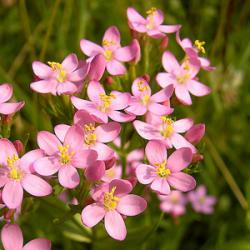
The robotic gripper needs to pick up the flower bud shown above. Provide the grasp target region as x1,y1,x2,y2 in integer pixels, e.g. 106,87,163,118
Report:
160,36,169,51
185,124,205,145
13,140,24,155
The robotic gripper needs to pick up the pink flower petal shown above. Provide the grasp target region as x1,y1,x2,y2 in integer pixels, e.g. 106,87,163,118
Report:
187,80,211,96
133,120,161,140
68,68,86,82
0,101,24,115
2,181,23,209
85,160,105,181
0,83,12,103
81,203,106,227
131,77,151,97
127,7,147,32
95,122,121,143
117,194,147,216
167,147,192,172
171,133,197,153
162,51,180,73
104,210,127,241
151,177,170,195
145,140,167,165
102,26,121,48
110,179,132,197
73,110,95,126
58,165,80,189
33,156,61,176
168,172,196,192
61,53,78,72
92,142,114,161
32,61,53,79
136,164,156,184
159,24,181,33
109,111,135,123
54,124,70,142
156,72,177,88
147,9,164,26
56,81,78,95
21,174,52,196
80,39,104,57
87,54,106,81
72,149,98,168
148,102,172,116
151,85,174,102
87,81,105,102
0,138,18,166
175,85,192,105
114,44,135,62
125,102,147,116
30,80,58,95
173,118,193,133
1,224,23,250
23,239,51,250
64,125,84,152
106,60,126,76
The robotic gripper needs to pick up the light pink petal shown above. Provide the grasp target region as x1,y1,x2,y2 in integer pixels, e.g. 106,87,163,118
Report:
33,156,61,176
185,124,205,144
173,118,193,133
72,149,98,168
136,164,156,184
81,203,105,227
114,44,135,62
37,131,61,155
156,72,177,88
87,54,106,81
0,83,13,103
92,142,114,161
175,85,192,105
151,177,170,195
22,174,52,196
159,24,181,33
87,81,105,102
73,110,95,126
131,77,151,97
95,122,121,143
1,224,23,250
117,194,147,216
61,53,78,72
110,91,130,110
64,125,84,152
80,39,103,57
2,181,23,209
133,120,161,140
125,102,147,116
104,210,127,241
151,85,174,102
109,110,135,123
162,51,180,73
147,29,165,39
0,101,25,115
110,179,132,197
0,171,8,188
54,124,70,142
147,9,164,26
30,80,58,95
23,239,51,250
85,160,105,181
68,68,86,82
145,140,167,165
58,165,80,189
106,60,126,76
127,7,147,32
187,80,211,96
32,61,53,79
0,138,18,165
148,102,173,116
168,172,196,192
103,26,121,48
167,148,192,172
56,81,78,95
171,133,197,153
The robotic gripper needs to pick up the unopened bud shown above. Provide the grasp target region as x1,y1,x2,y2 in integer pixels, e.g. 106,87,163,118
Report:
160,36,169,51
13,140,24,155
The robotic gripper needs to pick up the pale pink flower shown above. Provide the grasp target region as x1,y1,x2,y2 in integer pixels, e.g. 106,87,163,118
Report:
185,123,205,145
136,141,196,195
80,26,139,75
81,179,147,240
125,77,174,116
0,139,51,209
156,51,211,105
159,191,187,217
34,125,98,189
127,7,181,39
102,164,122,183
188,185,216,214
133,115,196,153
71,81,135,123
86,54,105,81
31,53,88,95
1,223,51,250
0,83,24,115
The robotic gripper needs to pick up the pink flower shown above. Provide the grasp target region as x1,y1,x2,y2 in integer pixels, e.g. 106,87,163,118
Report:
102,165,122,183
185,123,205,145
0,139,51,209
71,81,135,123
81,179,147,240
31,53,88,95
86,54,106,81
188,185,216,214
133,115,196,153
1,223,51,250
156,51,211,105
159,191,187,217
125,77,174,116
176,31,215,71
127,7,181,39
0,83,24,115
34,125,98,189
136,141,196,195
80,26,139,75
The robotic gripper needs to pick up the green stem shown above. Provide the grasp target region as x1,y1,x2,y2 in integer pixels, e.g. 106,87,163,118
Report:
143,36,150,74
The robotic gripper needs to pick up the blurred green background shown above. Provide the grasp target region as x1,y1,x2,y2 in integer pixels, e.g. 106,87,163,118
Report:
1,0,250,249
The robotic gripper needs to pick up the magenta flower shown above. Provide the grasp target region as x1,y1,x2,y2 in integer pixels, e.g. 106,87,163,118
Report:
156,51,211,105
71,81,135,123
80,26,139,75
0,139,52,209
136,141,196,195
34,125,98,189
127,7,181,39
159,191,187,217
81,179,147,240
0,83,24,115
125,77,174,116
133,115,196,153
1,223,51,250
31,53,88,95
188,185,216,214
185,123,205,145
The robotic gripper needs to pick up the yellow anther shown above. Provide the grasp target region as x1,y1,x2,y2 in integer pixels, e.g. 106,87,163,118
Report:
48,61,62,70
160,117,174,138
9,168,22,180
137,80,148,92
58,145,74,165
104,186,120,211
155,160,171,178
84,133,97,145
104,49,113,61
48,61,67,83
99,93,116,112
199,196,206,204
142,94,150,105
194,40,206,54
182,60,190,71
146,7,157,15
7,155,19,169
84,123,95,132
102,40,116,47
176,73,190,84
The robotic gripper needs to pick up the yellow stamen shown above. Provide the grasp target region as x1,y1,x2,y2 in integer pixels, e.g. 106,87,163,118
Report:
103,186,120,210
160,117,174,138
146,7,157,15
48,61,67,83
7,155,19,169
194,40,206,54
99,93,116,112
102,40,116,47
58,145,75,165
137,80,148,92
8,168,22,180
176,73,190,84
84,133,97,145
142,94,150,105
104,49,113,61
155,160,171,178
199,196,206,204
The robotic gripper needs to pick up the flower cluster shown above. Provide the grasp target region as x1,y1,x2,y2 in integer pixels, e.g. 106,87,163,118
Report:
0,6,215,246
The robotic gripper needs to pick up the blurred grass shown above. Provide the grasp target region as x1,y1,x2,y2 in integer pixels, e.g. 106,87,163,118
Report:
0,0,250,249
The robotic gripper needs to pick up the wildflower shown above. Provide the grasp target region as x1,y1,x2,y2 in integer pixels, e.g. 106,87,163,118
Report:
0,83,24,115
81,179,147,240
156,51,211,105
127,7,181,39
1,223,51,250
0,139,51,209
136,141,196,195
